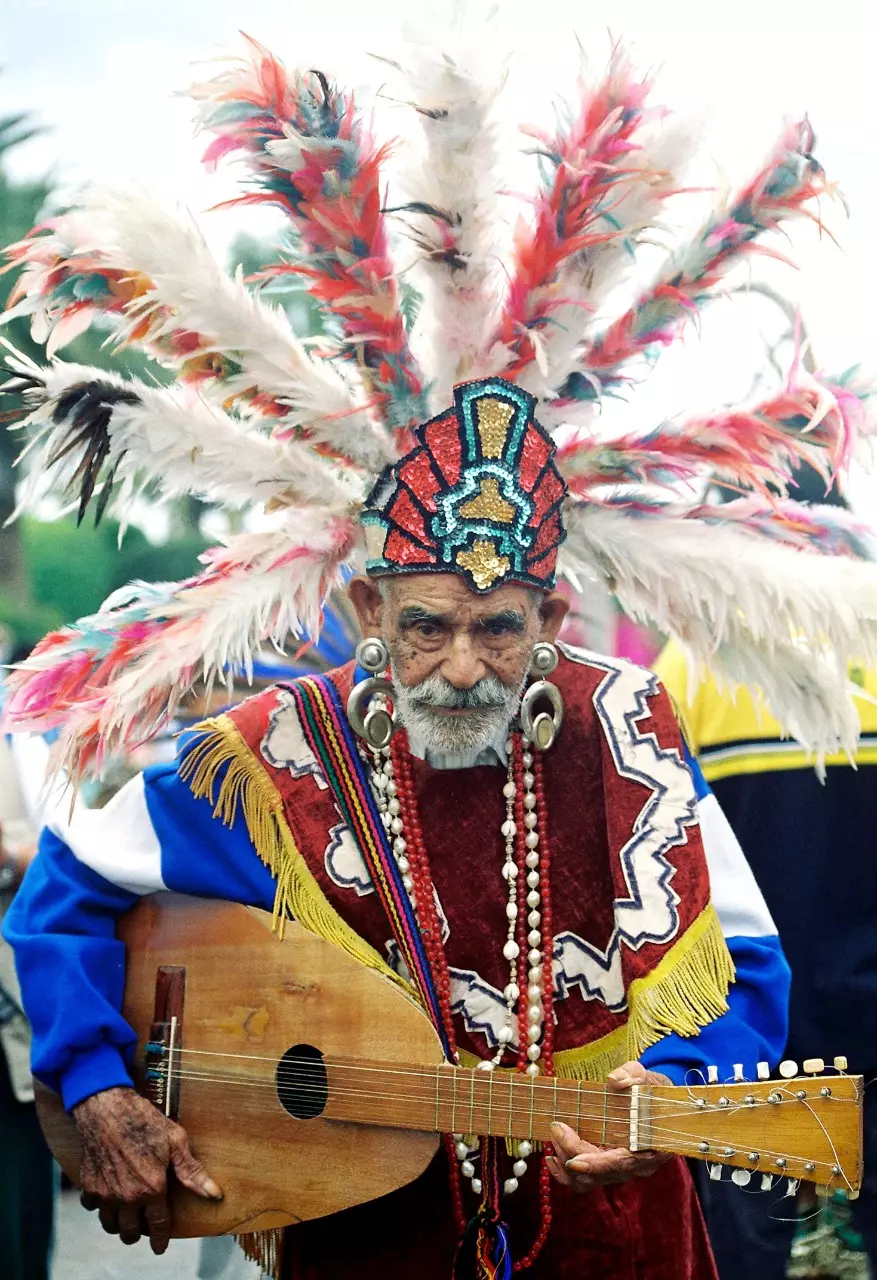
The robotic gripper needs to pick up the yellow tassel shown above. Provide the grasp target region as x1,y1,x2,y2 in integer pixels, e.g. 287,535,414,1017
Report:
623,903,735,1060
180,715,412,993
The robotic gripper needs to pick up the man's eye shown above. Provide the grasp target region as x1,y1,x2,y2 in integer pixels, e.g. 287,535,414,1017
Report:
415,622,441,638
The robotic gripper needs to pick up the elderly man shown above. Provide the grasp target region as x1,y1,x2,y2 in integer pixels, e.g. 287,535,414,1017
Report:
4,377,789,1280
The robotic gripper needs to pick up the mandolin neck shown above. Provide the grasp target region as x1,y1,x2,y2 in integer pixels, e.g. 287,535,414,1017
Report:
323,1059,633,1148
317,1056,863,1188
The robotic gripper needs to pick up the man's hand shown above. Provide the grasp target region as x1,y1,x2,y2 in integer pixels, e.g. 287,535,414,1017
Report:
73,1087,222,1254
546,1060,673,1193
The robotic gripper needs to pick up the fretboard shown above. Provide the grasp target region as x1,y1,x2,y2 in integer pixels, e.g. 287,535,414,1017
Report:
323,1059,634,1147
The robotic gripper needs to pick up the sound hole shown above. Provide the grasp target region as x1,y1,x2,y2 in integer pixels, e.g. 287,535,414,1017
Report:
276,1043,328,1120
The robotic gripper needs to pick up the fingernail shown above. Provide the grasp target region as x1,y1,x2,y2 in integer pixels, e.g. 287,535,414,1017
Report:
203,1178,223,1200
550,1122,565,1140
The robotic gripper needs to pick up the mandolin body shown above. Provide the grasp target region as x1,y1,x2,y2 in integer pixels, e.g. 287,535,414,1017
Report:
35,893,445,1238
34,894,864,1240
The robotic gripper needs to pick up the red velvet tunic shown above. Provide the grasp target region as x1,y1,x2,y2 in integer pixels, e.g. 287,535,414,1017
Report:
221,650,720,1278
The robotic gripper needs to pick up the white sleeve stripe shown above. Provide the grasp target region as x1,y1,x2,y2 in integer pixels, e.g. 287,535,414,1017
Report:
697,792,776,939
46,772,166,896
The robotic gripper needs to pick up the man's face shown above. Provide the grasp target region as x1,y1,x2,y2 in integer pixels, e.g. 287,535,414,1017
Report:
348,572,568,755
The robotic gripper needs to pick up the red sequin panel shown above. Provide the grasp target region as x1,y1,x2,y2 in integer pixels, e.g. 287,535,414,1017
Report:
528,469,566,524
398,451,442,513
423,413,462,487
383,529,438,566
518,428,552,493
388,488,432,547
530,508,563,559
527,549,557,581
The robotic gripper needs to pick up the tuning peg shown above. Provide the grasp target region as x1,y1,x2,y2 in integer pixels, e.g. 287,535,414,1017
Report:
707,1065,719,1084
733,1063,745,1081
731,1169,751,1186
802,1058,825,1075
708,1163,722,1181
833,1056,848,1072
757,1061,771,1080
848,1189,860,1201
778,1060,798,1079
785,1179,800,1198
761,1174,774,1191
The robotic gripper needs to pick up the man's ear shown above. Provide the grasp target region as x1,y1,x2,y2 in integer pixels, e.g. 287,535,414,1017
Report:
537,591,569,643
347,576,386,638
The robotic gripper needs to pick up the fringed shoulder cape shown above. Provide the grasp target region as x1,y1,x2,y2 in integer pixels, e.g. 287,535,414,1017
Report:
181,644,723,1279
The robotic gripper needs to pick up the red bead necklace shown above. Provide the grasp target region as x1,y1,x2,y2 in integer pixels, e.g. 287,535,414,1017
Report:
388,730,554,1269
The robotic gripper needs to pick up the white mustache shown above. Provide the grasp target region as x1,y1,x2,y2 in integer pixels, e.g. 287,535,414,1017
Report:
408,672,514,711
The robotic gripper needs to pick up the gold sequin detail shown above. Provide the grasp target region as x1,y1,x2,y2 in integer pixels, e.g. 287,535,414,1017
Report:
458,477,515,524
456,540,511,591
475,397,514,458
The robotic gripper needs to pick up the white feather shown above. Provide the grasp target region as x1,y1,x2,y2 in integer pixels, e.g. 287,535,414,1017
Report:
562,502,877,752
11,188,396,472
695,638,861,776
50,514,362,778
387,35,506,406
11,358,363,515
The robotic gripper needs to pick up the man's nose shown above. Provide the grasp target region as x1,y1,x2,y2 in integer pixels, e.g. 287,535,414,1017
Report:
440,633,486,689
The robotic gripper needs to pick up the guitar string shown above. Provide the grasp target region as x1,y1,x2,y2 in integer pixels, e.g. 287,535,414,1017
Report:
148,1052,859,1127
147,1046,854,1114
150,1067,848,1169
154,1055,853,1125
769,1084,853,1192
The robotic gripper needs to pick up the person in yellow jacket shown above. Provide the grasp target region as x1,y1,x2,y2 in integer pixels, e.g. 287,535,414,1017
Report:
656,640,877,1280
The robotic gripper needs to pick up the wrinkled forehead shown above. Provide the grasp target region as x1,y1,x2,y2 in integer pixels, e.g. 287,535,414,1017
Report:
378,572,541,622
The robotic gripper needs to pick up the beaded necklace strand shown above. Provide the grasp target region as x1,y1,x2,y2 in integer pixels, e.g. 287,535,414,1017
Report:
365,729,554,1270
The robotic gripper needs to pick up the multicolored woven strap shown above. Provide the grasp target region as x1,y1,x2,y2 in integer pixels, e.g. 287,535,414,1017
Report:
286,673,455,1060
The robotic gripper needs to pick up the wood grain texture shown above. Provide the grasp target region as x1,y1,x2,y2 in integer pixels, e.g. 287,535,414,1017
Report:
40,894,444,1237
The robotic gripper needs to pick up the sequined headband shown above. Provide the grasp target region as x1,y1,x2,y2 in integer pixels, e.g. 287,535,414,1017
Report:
361,378,568,594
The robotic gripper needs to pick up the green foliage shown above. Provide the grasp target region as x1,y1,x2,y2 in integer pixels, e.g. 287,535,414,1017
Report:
20,516,149,621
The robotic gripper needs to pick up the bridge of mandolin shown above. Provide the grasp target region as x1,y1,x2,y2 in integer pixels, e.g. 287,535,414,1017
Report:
643,1074,863,1191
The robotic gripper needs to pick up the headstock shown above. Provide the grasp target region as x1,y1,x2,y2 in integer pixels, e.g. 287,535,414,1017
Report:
643,1059,863,1191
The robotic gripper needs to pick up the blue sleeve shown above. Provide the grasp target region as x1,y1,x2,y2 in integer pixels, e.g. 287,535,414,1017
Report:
2,833,141,1110
641,936,790,1085
2,752,276,1110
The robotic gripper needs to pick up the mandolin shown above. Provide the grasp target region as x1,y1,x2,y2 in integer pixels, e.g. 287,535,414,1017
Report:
34,894,864,1239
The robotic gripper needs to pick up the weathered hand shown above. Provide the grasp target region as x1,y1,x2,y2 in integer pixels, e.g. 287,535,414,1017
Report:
73,1086,222,1254
546,1061,673,1193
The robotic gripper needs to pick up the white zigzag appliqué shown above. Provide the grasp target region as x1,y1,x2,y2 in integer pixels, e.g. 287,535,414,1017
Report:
552,644,699,1013
449,968,516,1050
260,689,328,788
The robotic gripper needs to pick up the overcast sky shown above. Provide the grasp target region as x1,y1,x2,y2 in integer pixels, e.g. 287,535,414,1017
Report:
2,0,876,505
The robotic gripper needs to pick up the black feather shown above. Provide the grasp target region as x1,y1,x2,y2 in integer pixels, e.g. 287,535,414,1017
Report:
0,354,47,416
45,379,140,525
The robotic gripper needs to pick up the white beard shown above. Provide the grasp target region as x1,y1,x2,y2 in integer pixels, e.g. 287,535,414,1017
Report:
391,666,526,758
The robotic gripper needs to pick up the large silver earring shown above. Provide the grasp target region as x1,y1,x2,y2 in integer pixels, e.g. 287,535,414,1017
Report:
520,642,563,751
347,638,397,750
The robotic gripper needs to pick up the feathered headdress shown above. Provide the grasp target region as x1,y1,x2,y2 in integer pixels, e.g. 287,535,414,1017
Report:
3,29,877,778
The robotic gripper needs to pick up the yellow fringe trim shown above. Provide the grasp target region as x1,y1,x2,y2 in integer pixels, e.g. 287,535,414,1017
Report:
179,715,410,994
623,902,734,1057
